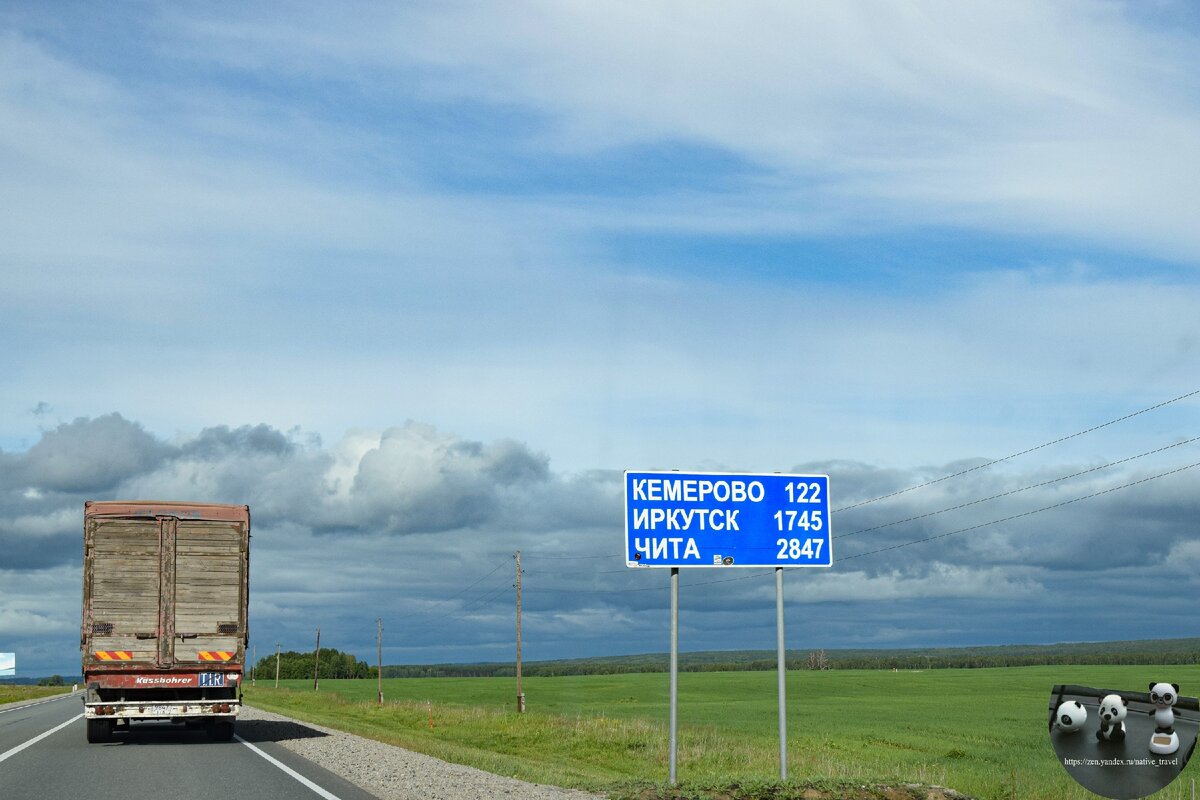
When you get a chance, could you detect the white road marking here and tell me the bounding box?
[235,735,345,800]
[0,713,83,764]
[0,692,77,716]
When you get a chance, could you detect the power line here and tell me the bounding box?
[523,552,613,560]
[523,569,776,595]
[519,434,1199,563]
[524,459,1200,592]
[518,395,1198,563]
[835,435,1200,540]
[407,579,514,633]
[449,583,512,619]
[832,388,1200,514]
[405,563,514,633]
[839,460,1200,563]
[415,559,509,613]
[411,396,1200,609]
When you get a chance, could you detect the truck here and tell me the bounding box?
[80,501,250,743]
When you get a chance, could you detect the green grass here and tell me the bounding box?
[0,685,72,705]
[244,665,1200,800]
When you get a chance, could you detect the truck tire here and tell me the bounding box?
[207,720,235,742]
[86,719,112,744]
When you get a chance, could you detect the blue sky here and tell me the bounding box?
[1,1,1199,676]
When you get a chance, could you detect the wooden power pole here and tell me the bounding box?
[313,627,321,691]
[274,642,280,688]
[515,550,525,713]
[377,618,384,705]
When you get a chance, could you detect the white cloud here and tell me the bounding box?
[3,7,1199,475]
[0,412,1197,673]
[158,2,1200,256]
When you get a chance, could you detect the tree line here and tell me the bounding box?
[375,639,1200,678]
[254,638,1200,681]
[252,648,374,680]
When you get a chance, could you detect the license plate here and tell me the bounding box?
[143,705,176,715]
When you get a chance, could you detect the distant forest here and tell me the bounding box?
[252,647,374,680]
[372,638,1200,679]
[9,638,1200,685]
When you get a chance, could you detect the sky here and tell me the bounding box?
[1,1,1199,677]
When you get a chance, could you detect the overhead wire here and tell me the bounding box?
[519,433,1199,563]
[411,390,1200,613]
[419,559,509,609]
[526,553,613,560]
[404,559,514,634]
[525,454,1200,591]
[831,387,1199,513]
[839,460,1200,563]
[527,458,1200,591]
[834,435,1200,540]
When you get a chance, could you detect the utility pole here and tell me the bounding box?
[377,618,384,705]
[252,644,256,687]
[313,627,321,692]
[274,642,280,688]
[515,550,525,713]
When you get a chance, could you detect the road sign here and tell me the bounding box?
[624,471,832,568]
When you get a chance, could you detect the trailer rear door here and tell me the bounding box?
[84,518,162,665]
[173,519,248,665]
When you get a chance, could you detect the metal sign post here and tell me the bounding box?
[776,566,787,780]
[624,470,832,785]
[669,567,679,786]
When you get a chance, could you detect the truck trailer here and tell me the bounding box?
[80,501,250,743]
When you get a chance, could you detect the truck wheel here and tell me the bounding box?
[207,720,235,742]
[86,719,112,744]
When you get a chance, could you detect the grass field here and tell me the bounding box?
[244,665,1200,800]
[0,685,72,706]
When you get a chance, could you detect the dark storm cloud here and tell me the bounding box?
[0,415,570,550]
[5,412,1199,673]
[0,531,77,570]
[4,415,1195,575]
[3,413,170,493]
[180,423,295,459]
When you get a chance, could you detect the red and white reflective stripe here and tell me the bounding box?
[94,651,133,661]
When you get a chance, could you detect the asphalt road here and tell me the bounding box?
[0,693,380,800]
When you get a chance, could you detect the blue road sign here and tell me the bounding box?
[624,471,832,568]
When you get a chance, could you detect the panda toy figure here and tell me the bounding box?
[1055,700,1087,733]
[1095,694,1127,742]
[1148,682,1180,755]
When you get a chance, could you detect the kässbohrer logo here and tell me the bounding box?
[133,676,193,685]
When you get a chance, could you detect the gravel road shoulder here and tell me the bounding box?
[238,704,606,800]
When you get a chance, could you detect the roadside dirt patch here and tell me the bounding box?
[611,783,974,800]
